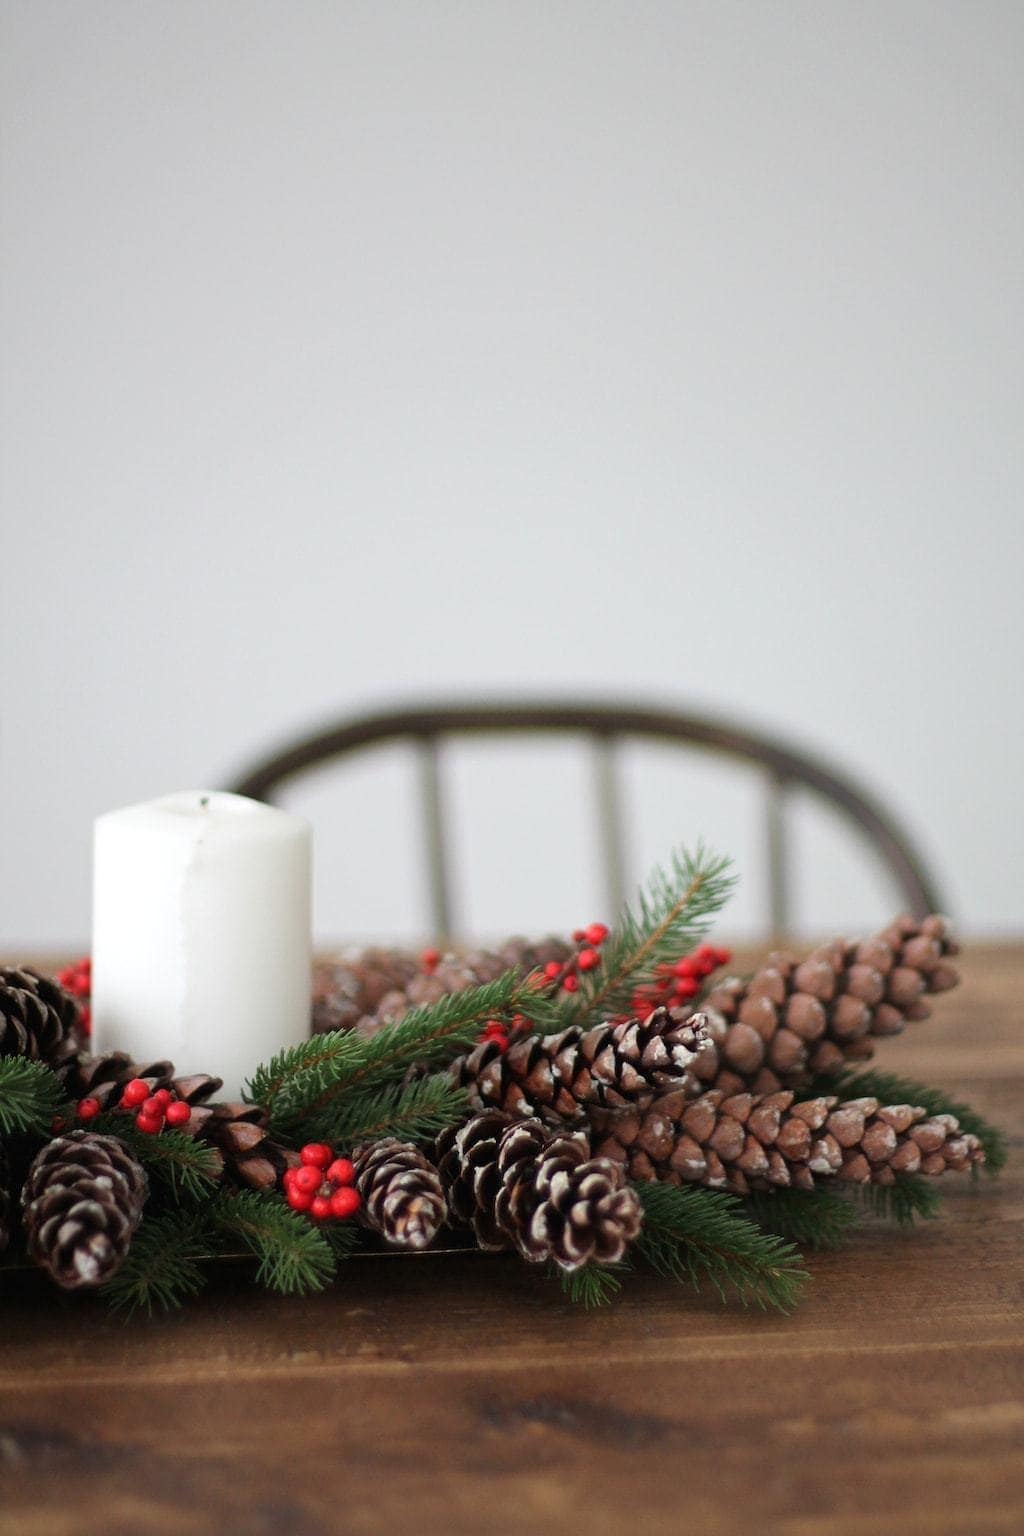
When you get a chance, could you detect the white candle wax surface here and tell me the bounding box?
[92,791,311,1100]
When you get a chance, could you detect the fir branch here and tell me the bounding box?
[633,1181,808,1312]
[0,1057,67,1136]
[803,1067,1008,1175]
[213,1191,336,1295]
[91,1114,223,1203]
[261,973,558,1138]
[745,1188,859,1252]
[849,1173,943,1227]
[102,1210,212,1317]
[554,1262,627,1308]
[556,845,735,1026]
[297,1074,469,1149]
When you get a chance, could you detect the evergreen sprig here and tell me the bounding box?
[298,1074,469,1148]
[555,1261,628,1308]
[804,1067,1007,1174]
[552,845,735,1027]
[91,1113,222,1203]
[850,1173,943,1227]
[102,1210,212,1317]
[0,1057,67,1136]
[745,1188,859,1252]
[633,1181,808,1312]
[213,1191,337,1295]
[255,972,559,1139]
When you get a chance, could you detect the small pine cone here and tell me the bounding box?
[0,1140,11,1254]
[692,914,960,1095]
[450,1008,710,1122]
[0,967,81,1079]
[590,1087,985,1196]
[352,1138,446,1250]
[185,1102,297,1191]
[22,1130,148,1289]
[436,1112,642,1270]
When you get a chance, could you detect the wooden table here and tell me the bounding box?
[2,944,1022,1536]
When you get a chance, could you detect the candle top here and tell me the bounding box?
[95,790,309,844]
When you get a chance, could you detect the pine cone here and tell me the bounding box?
[22,1130,148,1289]
[436,1111,642,1270]
[590,1087,984,1196]
[0,1140,11,1255]
[64,1052,223,1111]
[692,914,960,1095]
[352,1138,446,1250]
[450,1008,709,1122]
[183,1101,297,1191]
[0,967,81,1079]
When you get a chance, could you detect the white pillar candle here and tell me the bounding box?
[92,791,312,1100]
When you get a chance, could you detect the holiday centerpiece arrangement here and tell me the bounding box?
[0,808,1005,1316]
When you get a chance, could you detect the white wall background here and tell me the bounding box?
[2,1,1022,950]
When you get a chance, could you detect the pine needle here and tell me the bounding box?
[0,1057,67,1136]
[554,1262,627,1308]
[804,1067,1007,1175]
[850,1174,943,1227]
[745,1188,859,1252]
[634,1181,808,1312]
[91,1114,223,1203]
[102,1210,211,1317]
[555,845,735,1026]
[213,1191,336,1295]
[299,1074,469,1148]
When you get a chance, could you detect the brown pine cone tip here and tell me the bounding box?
[451,1008,710,1123]
[436,1112,642,1271]
[21,1130,148,1290]
[352,1138,447,1250]
[690,913,960,1097]
[0,966,81,1078]
[590,1087,984,1197]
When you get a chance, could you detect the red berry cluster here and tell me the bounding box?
[476,1013,531,1054]
[420,947,441,973]
[57,956,92,1038]
[77,1077,193,1135]
[283,1143,362,1222]
[629,941,733,1020]
[541,921,610,996]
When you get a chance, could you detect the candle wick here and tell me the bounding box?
[199,795,210,810]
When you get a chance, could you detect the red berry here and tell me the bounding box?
[420,947,440,971]
[121,1079,150,1108]
[326,1158,356,1187]
[577,948,600,972]
[294,1165,322,1194]
[561,974,579,993]
[674,977,699,999]
[282,1167,298,1189]
[310,1195,332,1221]
[78,1005,92,1036]
[330,1186,361,1219]
[491,1033,510,1053]
[135,1112,163,1135]
[543,961,562,980]
[572,928,586,942]
[300,1143,333,1168]
[286,1186,313,1212]
[51,1115,66,1133]
[673,957,698,979]
[510,1014,530,1034]
[77,1097,101,1121]
[584,923,609,946]
[152,1088,173,1107]
[164,1100,191,1127]
[141,1095,165,1119]
[714,947,732,966]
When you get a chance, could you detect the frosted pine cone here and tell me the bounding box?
[691,914,960,1095]
[0,967,82,1079]
[352,1138,446,1250]
[22,1131,148,1289]
[590,1087,984,1196]
[450,1008,710,1122]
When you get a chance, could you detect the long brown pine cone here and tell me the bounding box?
[0,966,82,1079]
[22,1130,148,1289]
[692,914,960,1096]
[450,1007,709,1122]
[352,1138,446,1250]
[436,1111,642,1270]
[590,1087,984,1196]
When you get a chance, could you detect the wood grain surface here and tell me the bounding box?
[1,944,1021,1536]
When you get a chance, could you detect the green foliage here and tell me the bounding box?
[0,1057,67,1136]
[299,1074,469,1148]
[213,1191,336,1295]
[805,1067,1007,1175]
[254,972,559,1140]
[91,1113,222,1203]
[745,1187,859,1252]
[633,1181,808,1312]
[553,845,735,1027]
[555,1262,627,1308]
[850,1173,943,1227]
[102,1210,212,1317]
